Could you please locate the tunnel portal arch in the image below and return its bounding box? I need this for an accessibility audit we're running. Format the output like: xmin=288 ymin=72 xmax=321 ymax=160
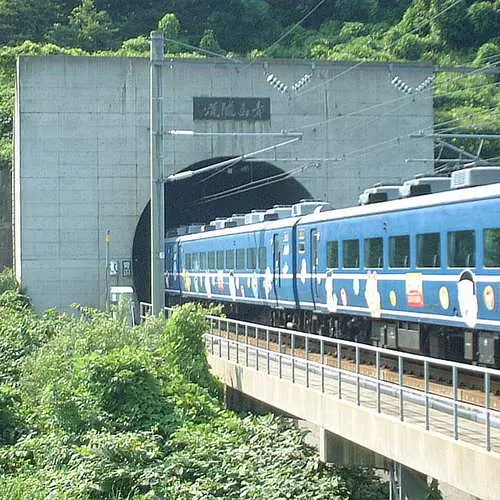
xmin=132 ymin=159 xmax=312 ymax=302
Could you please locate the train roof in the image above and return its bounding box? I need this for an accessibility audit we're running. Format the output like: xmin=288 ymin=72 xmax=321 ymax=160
xmin=299 ymin=180 xmax=500 ymax=226
xmin=167 ymin=179 xmax=500 ymax=243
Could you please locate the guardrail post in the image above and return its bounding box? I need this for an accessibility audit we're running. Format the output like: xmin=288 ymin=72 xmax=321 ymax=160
xmin=266 ymin=329 xmax=270 ymax=375
xmin=485 ymin=372 xmax=491 ymax=451
xmin=236 ymin=323 xmax=239 ymax=364
xmin=245 ymin=324 xmax=249 ymax=367
xmin=320 ymin=338 xmax=325 ymax=393
xmin=291 ymin=333 xmax=295 ymax=384
xmin=305 ymin=336 xmax=309 ymax=388
xmin=255 ymin=325 xmax=259 ymax=372
xmin=210 ymin=317 xmax=215 ymax=356
xmin=453 ymin=365 xmax=458 ymax=440
xmin=218 ymin=317 xmax=222 ymax=358
xmin=356 ymin=345 xmax=360 ymax=406
xmin=376 ymin=350 xmax=381 ymax=413
xmin=424 ymin=360 xmax=429 ymax=431
xmin=337 ymin=343 xmax=342 ymax=399
xmin=226 ymin=319 xmax=230 ymax=360
xmin=399 ymin=356 xmax=404 ymax=421
xmin=278 ymin=330 xmax=282 ymax=379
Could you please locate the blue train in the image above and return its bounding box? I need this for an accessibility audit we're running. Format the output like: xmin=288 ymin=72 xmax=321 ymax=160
xmin=165 ymin=167 xmax=500 ymax=367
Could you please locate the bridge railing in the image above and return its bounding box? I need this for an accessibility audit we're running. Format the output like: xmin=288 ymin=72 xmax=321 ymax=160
xmin=204 ymin=314 xmax=500 ymax=454
xmin=137 ymin=303 xmax=500 ymax=453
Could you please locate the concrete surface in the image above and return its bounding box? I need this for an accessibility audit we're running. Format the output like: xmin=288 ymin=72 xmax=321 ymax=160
xmin=209 ymin=354 xmax=500 ymax=500
xmin=14 ymin=56 xmax=433 ymax=312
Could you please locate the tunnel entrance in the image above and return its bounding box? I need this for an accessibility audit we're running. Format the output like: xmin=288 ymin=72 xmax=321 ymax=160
xmin=132 ymin=158 xmax=312 ymax=302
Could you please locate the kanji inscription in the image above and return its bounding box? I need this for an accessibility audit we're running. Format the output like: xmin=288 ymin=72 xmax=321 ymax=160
xmin=193 ymin=97 xmax=270 ymax=121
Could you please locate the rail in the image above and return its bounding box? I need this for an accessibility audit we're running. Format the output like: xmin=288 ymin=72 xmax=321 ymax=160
xmin=138 ymin=302 xmax=500 ymax=453
xmin=204 ymin=315 xmax=500 ymax=454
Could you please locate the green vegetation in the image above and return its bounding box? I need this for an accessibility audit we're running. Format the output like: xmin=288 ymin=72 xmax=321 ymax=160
xmin=0 ymin=275 xmax=388 ymax=498
xmin=0 ymin=1 xmax=498 ymax=171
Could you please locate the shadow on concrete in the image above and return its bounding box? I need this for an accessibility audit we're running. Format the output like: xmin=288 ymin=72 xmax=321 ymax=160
xmin=132 ymin=158 xmax=312 ymax=302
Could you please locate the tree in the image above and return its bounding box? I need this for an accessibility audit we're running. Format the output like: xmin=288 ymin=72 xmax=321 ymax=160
xmin=0 ymin=0 xmax=62 ymax=42
xmin=47 ymin=0 xmax=118 ymax=51
xmin=467 ymin=1 xmax=500 ymax=46
xmin=429 ymin=0 xmax=474 ymax=49
xmin=199 ymin=29 xmax=221 ymax=53
xmin=158 ymin=12 xmax=181 ymax=53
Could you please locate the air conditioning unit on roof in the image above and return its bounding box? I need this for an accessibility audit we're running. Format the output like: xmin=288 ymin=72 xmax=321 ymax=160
xmin=358 ymin=183 xmax=401 ymax=205
xmin=244 ymin=209 xmax=266 ymax=225
xmin=451 ymin=167 xmax=500 ymax=189
xmin=292 ymin=200 xmax=333 ymax=216
xmin=399 ymin=174 xmax=450 ymax=198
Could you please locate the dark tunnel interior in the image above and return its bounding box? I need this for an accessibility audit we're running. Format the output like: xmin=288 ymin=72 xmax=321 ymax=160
xmin=132 ymin=158 xmax=313 ymax=302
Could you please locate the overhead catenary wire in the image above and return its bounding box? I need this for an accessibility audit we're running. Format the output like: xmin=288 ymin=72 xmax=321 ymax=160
xmin=163 ymin=1 xmax=498 ymax=206
xmin=290 ymin=59 xmax=500 ymax=134
xmin=197 ymin=162 xmax=320 ymax=205
xmin=179 ymin=78 xmax=498 ymax=205
xmin=194 ymin=95 xmax=498 ymax=205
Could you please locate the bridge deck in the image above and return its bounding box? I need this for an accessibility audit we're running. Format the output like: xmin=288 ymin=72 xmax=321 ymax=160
xmin=205 ymin=317 xmax=500 ymax=500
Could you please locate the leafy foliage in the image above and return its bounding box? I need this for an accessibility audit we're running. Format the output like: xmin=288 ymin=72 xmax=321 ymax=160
xmin=0 ymin=301 xmax=389 ymax=499
xmin=47 ymin=0 xmax=119 ymax=51
xmin=0 ymin=1 xmax=498 ymax=170
xmin=160 ymin=303 xmax=218 ymax=392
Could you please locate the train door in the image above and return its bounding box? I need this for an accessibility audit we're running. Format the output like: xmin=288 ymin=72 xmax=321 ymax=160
xmin=272 ymin=233 xmax=281 ymax=305
xmin=310 ymin=229 xmax=320 ymax=308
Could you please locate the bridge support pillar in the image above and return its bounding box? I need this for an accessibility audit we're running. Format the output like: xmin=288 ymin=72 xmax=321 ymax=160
xmin=389 ymin=461 xmax=428 ymax=500
xmin=318 ymin=427 xmax=385 ymax=468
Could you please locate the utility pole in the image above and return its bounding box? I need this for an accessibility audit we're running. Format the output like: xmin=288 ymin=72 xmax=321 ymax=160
xmin=150 ymin=31 xmax=165 ymax=315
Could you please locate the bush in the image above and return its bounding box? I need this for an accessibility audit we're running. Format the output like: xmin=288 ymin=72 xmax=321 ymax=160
xmin=0 ymin=385 xmax=21 ymax=445
xmin=391 ymin=33 xmax=431 ymax=60
xmin=0 ymin=430 xmax=166 ymax=498
xmin=0 ymin=301 xmax=390 ymax=499
xmin=0 ymin=268 xmax=19 ymax=295
xmin=160 ymin=303 xmax=218 ymax=393
xmin=0 ymin=295 xmax=62 ymax=387
xmin=20 ymin=304 xmax=222 ymax=434
xmin=161 ymin=413 xmax=388 ymax=499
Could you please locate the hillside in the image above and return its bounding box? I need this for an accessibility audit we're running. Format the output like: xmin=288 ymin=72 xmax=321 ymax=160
xmin=0 ymin=0 xmax=498 ymax=170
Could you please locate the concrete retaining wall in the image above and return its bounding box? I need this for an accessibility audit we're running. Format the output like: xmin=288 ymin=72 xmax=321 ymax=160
xmin=15 ymin=56 xmax=433 ymax=312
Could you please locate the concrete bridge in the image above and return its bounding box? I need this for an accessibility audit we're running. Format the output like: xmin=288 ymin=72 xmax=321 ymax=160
xmin=204 ymin=316 xmax=500 ymax=500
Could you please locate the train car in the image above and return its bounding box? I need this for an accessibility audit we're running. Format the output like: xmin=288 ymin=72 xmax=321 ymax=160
xmin=165 ymin=167 xmax=500 ymax=367
xmin=165 ymin=206 xmax=306 ymax=321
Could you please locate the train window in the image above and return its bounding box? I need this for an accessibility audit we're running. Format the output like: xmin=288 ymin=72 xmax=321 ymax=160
xmin=327 ymin=241 xmax=339 ymax=268
xmin=199 ymin=252 xmax=207 ymax=269
xmin=343 ymin=239 xmax=359 ymax=268
xmin=236 ymin=248 xmax=245 ymax=269
xmin=216 ymin=250 xmax=224 ymax=268
xmin=390 ymin=235 xmax=410 ymax=268
xmin=448 ymin=230 xmax=475 ymax=267
xmin=208 ymin=251 xmax=215 ymax=270
xmin=298 ymin=229 xmax=306 ymax=253
xmin=484 ymin=228 xmax=500 ymax=267
xmin=365 ymin=237 xmax=383 ymax=268
xmin=192 ymin=252 xmax=199 ymax=270
xmin=247 ymin=248 xmax=257 ymax=269
xmin=258 ymin=247 xmax=267 ymax=270
xmin=185 ymin=253 xmax=192 ymax=270
xmin=417 ymin=233 xmax=440 ymax=267
xmin=226 ymin=250 xmax=235 ymax=269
